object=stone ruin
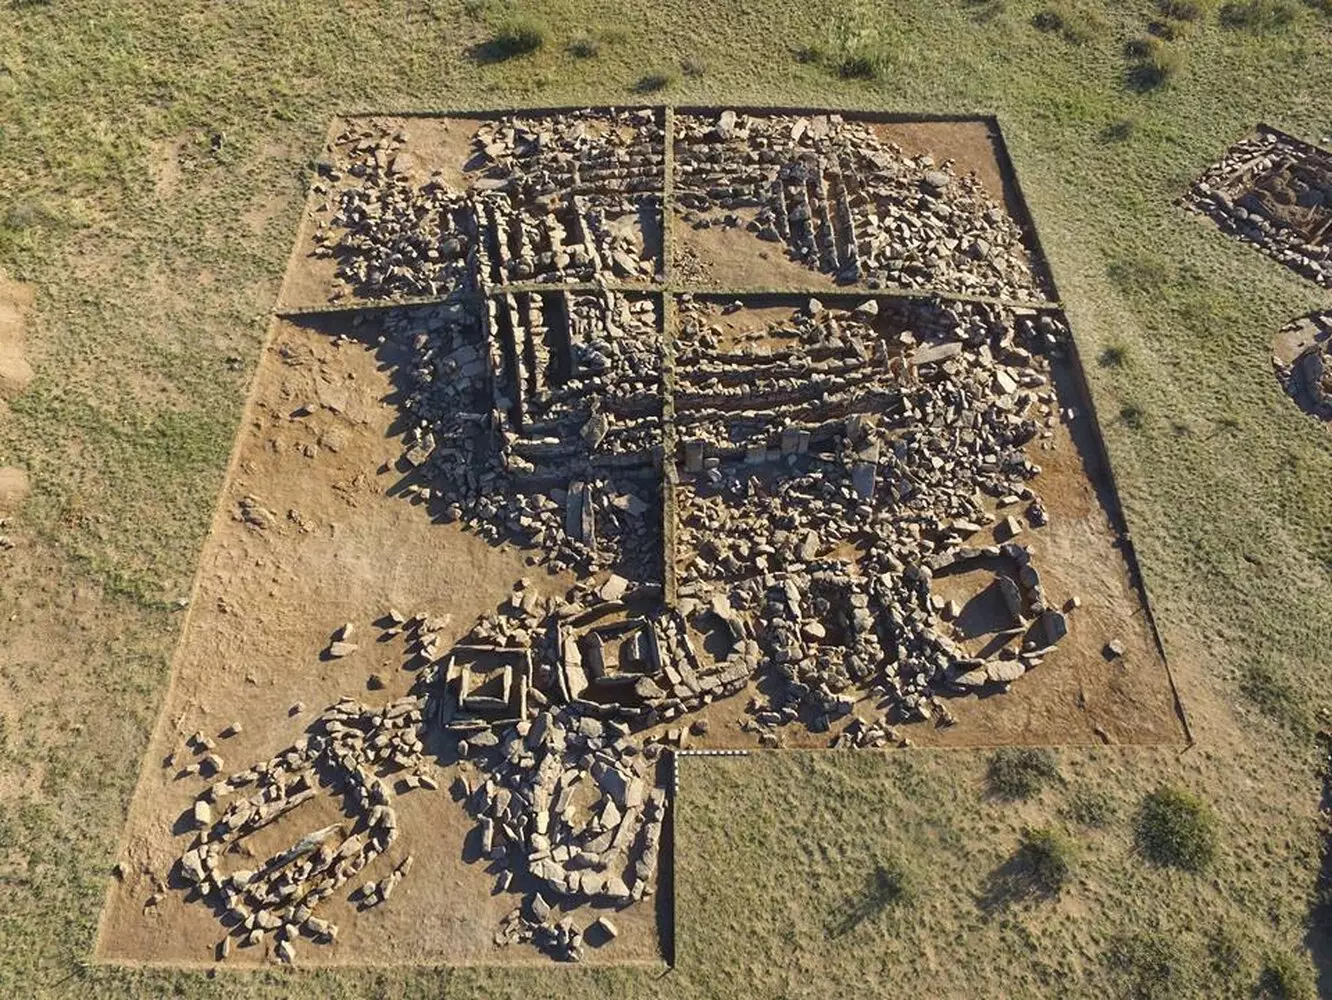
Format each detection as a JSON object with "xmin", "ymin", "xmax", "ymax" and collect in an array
[
  {"xmin": 1274, "ymin": 311, "xmax": 1332, "ymax": 422},
  {"xmin": 168, "ymin": 108, "xmax": 1115, "ymax": 964},
  {"xmin": 1187, "ymin": 125, "xmax": 1332, "ymax": 288},
  {"xmin": 673, "ymin": 111, "xmax": 1049, "ymax": 299}
]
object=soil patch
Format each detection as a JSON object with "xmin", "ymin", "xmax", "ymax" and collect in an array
[{"xmin": 0, "ymin": 270, "xmax": 34, "ymax": 396}]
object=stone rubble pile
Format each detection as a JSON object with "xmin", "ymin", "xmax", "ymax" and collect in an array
[
  {"xmin": 672, "ymin": 296, "xmax": 1074, "ymax": 731},
  {"xmin": 675, "ymin": 111, "xmax": 1049, "ymax": 300},
  {"xmin": 455, "ymin": 708, "xmax": 667, "ymax": 910},
  {"xmin": 312, "ymin": 110, "xmax": 663, "ymax": 302},
  {"xmin": 171, "ymin": 601, "xmax": 677, "ymax": 965},
  {"xmin": 1275, "ymin": 311, "xmax": 1332, "ymax": 421},
  {"xmin": 1187, "ymin": 126, "xmax": 1332, "ymax": 288},
  {"xmin": 423, "ymin": 577, "xmax": 749, "ymax": 732},
  {"xmin": 369, "ymin": 290, "xmax": 664, "ymax": 579},
  {"xmin": 173, "ymin": 694, "xmax": 431, "ymax": 963}
]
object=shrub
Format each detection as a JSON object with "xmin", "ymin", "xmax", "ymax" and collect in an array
[
  {"xmin": 634, "ymin": 71, "xmax": 675, "ymax": 93},
  {"xmin": 1099, "ymin": 344, "xmax": 1129, "ymax": 367},
  {"xmin": 1219, "ymin": 0, "xmax": 1299, "ymax": 29},
  {"xmin": 567, "ymin": 35, "xmax": 600, "ymax": 58},
  {"xmin": 680, "ymin": 55, "xmax": 707, "ymax": 78},
  {"xmin": 1256, "ymin": 952, "xmax": 1316, "ymax": 999},
  {"xmin": 1158, "ymin": 0, "xmax": 1210, "ymax": 19},
  {"xmin": 1106, "ymin": 932, "xmax": 1196, "ymax": 1000},
  {"xmin": 489, "ymin": 16, "xmax": 548, "ymax": 58},
  {"xmin": 1149, "ymin": 16, "xmax": 1195, "ymax": 38},
  {"xmin": 1032, "ymin": 3, "xmax": 1104, "ymax": 43},
  {"xmin": 1133, "ymin": 42, "xmax": 1186, "ymax": 89},
  {"xmin": 1239, "ymin": 658, "xmax": 1308, "ymax": 730},
  {"xmin": 1120, "ymin": 403, "xmax": 1145, "ymax": 428},
  {"xmin": 1018, "ymin": 826, "xmax": 1075, "ymax": 894},
  {"xmin": 1064, "ymin": 787, "xmax": 1118, "ymax": 827},
  {"xmin": 987, "ymin": 748, "xmax": 1061, "ymax": 800},
  {"xmin": 1135, "ymin": 785, "xmax": 1218, "ymax": 872}
]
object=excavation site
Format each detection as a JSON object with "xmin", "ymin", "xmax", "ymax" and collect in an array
[{"xmin": 96, "ymin": 107, "xmax": 1184, "ymax": 969}]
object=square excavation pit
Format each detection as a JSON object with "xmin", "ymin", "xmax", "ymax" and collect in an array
[
  {"xmin": 1187, "ymin": 125, "xmax": 1332, "ymax": 288},
  {"xmin": 100, "ymin": 107, "xmax": 1183, "ymax": 971}
]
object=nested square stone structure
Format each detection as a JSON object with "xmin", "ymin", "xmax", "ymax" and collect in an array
[{"xmin": 98, "ymin": 107, "xmax": 1182, "ymax": 971}]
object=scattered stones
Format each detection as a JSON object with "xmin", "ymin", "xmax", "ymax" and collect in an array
[
  {"xmin": 674, "ymin": 111, "xmax": 1051, "ymax": 300},
  {"xmin": 1274, "ymin": 311, "xmax": 1332, "ymax": 422},
  {"xmin": 1186, "ymin": 126, "xmax": 1332, "ymax": 288}
]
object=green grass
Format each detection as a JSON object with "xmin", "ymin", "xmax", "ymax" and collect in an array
[
  {"xmin": 1017, "ymin": 825, "xmax": 1076, "ymax": 895},
  {"xmin": 1136, "ymin": 785, "xmax": 1218, "ymax": 872},
  {"xmin": 484, "ymin": 15, "xmax": 550, "ymax": 59},
  {"xmin": 1, "ymin": 0, "xmax": 1331, "ymax": 996},
  {"xmin": 1219, "ymin": 0, "xmax": 1300, "ymax": 28},
  {"xmin": 987, "ymin": 747, "xmax": 1062, "ymax": 799},
  {"xmin": 1257, "ymin": 951, "xmax": 1317, "ymax": 999},
  {"xmin": 1063, "ymin": 787, "xmax": 1119, "ymax": 827}
]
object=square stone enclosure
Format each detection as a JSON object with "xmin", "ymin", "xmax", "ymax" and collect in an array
[{"xmin": 97, "ymin": 108, "xmax": 1183, "ymax": 972}]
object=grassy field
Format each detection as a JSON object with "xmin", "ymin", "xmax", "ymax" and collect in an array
[{"xmin": 1, "ymin": 0, "xmax": 1331, "ymax": 996}]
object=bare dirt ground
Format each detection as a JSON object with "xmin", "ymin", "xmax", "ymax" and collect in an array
[
  {"xmin": 95, "ymin": 312, "xmax": 666, "ymax": 967},
  {"xmin": 0, "ymin": 270, "xmax": 34, "ymax": 400}
]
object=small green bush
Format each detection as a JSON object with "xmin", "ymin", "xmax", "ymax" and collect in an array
[
  {"xmin": 1219, "ymin": 0, "xmax": 1299, "ymax": 29},
  {"xmin": 1120, "ymin": 403, "xmax": 1145, "ymax": 429},
  {"xmin": 1018, "ymin": 826, "xmax": 1075, "ymax": 895},
  {"xmin": 634, "ymin": 71, "xmax": 675, "ymax": 93},
  {"xmin": 489, "ymin": 16, "xmax": 548, "ymax": 58},
  {"xmin": 1256, "ymin": 952, "xmax": 1316, "ymax": 1000},
  {"xmin": 1158, "ymin": 0, "xmax": 1210, "ymax": 19},
  {"xmin": 1032, "ymin": 3, "xmax": 1104, "ymax": 43},
  {"xmin": 1106, "ymin": 932, "xmax": 1196, "ymax": 1000},
  {"xmin": 1135, "ymin": 784, "xmax": 1218, "ymax": 872},
  {"xmin": 567, "ymin": 35, "xmax": 600, "ymax": 58},
  {"xmin": 1239, "ymin": 658, "xmax": 1309, "ymax": 730},
  {"xmin": 1149, "ymin": 16, "xmax": 1195, "ymax": 38},
  {"xmin": 1099, "ymin": 345, "xmax": 1129, "ymax": 367},
  {"xmin": 1063, "ymin": 787, "xmax": 1118, "ymax": 827},
  {"xmin": 987, "ymin": 748, "xmax": 1061, "ymax": 800},
  {"xmin": 836, "ymin": 52, "xmax": 883, "ymax": 79}
]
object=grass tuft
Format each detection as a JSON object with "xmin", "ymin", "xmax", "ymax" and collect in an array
[
  {"xmin": 486, "ymin": 16, "xmax": 548, "ymax": 59},
  {"xmin": 986, "ymin": 748, "xmax": 1061, "ymax": 800},
  {"xmin": 1219, "ymin": 0, "xmax": 1300, "ymax": 28},
  {"xmin": 1136, "ymin": 785, "xmax": 1218, "ymax": 872},
  {"xmin": 1032, "ymin": 3, "xmax": 1105, "ymax": 43},
  {"xmin": 680, "ymin": 55, "xmax": 707, "ymax": 78},
  {"xmin": 567, "ymin": 35, "xmax": 600, "ymax": 59},
  {"xmin": 1120, "ymin": 403, "xmax": 1145, "ymax": 428},
  {"xmin": 1158, "ymin": 0, "xmax": 1211, "ymax": 18},
  {"xmin": 1017, "ymin": 826, "xmax": 1074, "ymax": 895},
  {"xmin": 1063, "ymin": 787, "xmax": 1118, "ymax": 827},
  {"xmin": 1099, "ymin": 344, "xmax": 1129, "ymax": 367},
  {"xmin": 1106, "ymin": 932, "xmax": 1197, "ymax": 1000},
  {"xmin": 1256, "ymin": 951, "xmax": 1316, "ymax": 999},
  {"xmin": 1239, "ymin": 657, "xmax": 1310, "ymax": 731},
  {"xmin": 1125, "ymin": 37, "xmax": 1186, "ymax": 90},
  {"xmin": 633, "ymin": 70, "xmax": 675, "ymax": 93}
]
